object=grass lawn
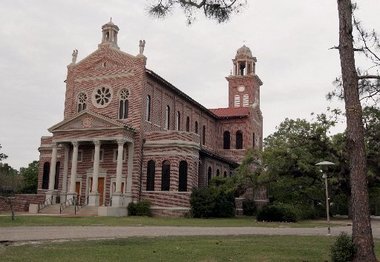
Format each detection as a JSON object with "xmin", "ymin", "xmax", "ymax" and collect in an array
[
  {"xmin": 0, "ymin": 214, "xmax": 350, "ymax": 228},
  {"xmin": 1, "ymin": 235, "xmax": 379, "ymax": 262}
]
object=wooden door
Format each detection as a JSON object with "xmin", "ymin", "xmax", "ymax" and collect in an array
[{"xmin": 98, "ymin": 177, "xmax": 105, "ymax": 206}]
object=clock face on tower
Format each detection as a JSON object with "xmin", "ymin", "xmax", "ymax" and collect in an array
[{"xmin": 237, "ymin": 85, "xmax": 245, "ymax": 92}]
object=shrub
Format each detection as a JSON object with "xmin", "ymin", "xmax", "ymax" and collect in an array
[
  {"xmin": 190, "ymin": 187, "xmax": 235, "ymax": 218},
  {"xmin": 242, "ymin": 199, "xmax": 256, "ymax": 216},
  {"xmin": 256, "ymin": 204, "xmax": 297, "ymax": 222},
  {"xmin": 128, "ymin": 200, "xmax": 152, "ymax": 216},
  {"xmin": 330, "ymin": 232, "xmax": 356, "ymax": 262}
]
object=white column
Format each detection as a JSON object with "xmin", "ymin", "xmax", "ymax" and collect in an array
[
  {"xmin": 245, "ymin": 60, "xmax": 247, "ymax": 75},
  {"xmin": 68, "ymin": 141, "xmax": 79, "ymax": 203},
  {"xmin": 60, "ymin": 144, "xmax": 70, "ymax": 203},
  {"xmin": 112, "ymin": 139, "xmax": 125, "ymax": 207},
  {"xmin": 115, "ymin": 140, "xmax": 125, "ymax": 193},
  {"xmin": 46, "ymin": 143, "xmax": 57, "ymax": 203},
  {"xmin": 89, "ymin": 140, "xmax": 100, "ymax": 206},
  {"xmin": 48, "ymin": 143, "xmax": 57, "ymax": 191}
]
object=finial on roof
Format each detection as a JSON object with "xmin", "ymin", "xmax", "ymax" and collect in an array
[{"xmin": 110, "ymin": 17, "xmax": 112, "ymax": 22}]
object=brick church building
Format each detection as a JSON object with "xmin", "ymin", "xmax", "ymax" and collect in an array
[{"xmin": 37, "ymin": 20, "xmax": 264, "ymax": 216}]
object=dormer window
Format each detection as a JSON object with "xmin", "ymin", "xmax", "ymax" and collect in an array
[{"xmin": 77, "ymin": 92, "xmax": 87, "ymax": 113}]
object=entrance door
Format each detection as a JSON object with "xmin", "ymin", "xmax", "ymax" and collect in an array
[{"xmin": 98, "ymin": 177, "xmax": 105, "ymax": 206}]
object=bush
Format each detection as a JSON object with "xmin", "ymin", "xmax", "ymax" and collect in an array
[
  {"xmin": 256, "ymin": 204, "xmax": 297, "ymax": 222},
  {"xmin": 242, "ymin": 199, "xmax": 256, "ymax": 216},
  {"xmin": 190, "ymin": 187, "xmax": 235, "ymax": 218},
  {"xmin": 330, "ymin": 232, "xmax": 356, "ymax": 262},
  {"xmin": 127, "ymin": 200, "xmax": 152, "ymax": 216}
]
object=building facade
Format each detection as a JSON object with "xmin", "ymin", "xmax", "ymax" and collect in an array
[{"xmin": 37, "ymin": 20, "xmax": 264, "ymax": 216}]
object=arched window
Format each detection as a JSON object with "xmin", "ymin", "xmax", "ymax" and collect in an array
[
  {"xmin": 236, "ymin": 130, "xmax": 243, "ymax": 149},
  {"xmin": 176, "ymin": 111, "xmax": 181, "ymax": 130},
  {"xmin": 207, "ymin": 166, "xmax": 212, "ymax": 185},
  {"xmin": 77, "ymin": 93, "xmax": 87, "ymax": 113},
  {"xmin": 54, "ymin": 162, "xmax": 60, "ymax": 190},
  {"xmin": 202, "ymin": 125, "xmax": 206, "ymax": 145},
  {"xmin": 243, "ymin": 94, "xmax": 249, "ymax": 107},
  {"xmin": 146, "ymin": 95, "xmax": 151, "ymax": 121},
  {"xmin": 216, "ymin": 169, "xmax": 220, "ymax": 177},
  {"xmin": 161, "ymin": 160, "xmax": 170, "ymax": 191},
  {"xmin": 186, "ymin": 116, "xmax": 190, "ymax": 132},
  {"xmin": 252, "ymin": 133, "xmax": 256, "ymax": 149},
  {"xmin": 194, "ymin": 121, "xmax": 198, "ymax": 134},
  {"xmin": 223, "ymin": 131, "xmax": 230, "ymax": 149},
  {"xmin": 178, "ymin": 161, "xmax": 188, "ymax": 192},
  {"xmin": 42, "ymin": 162, "xmax": 50, "ymax": 189},
  {"xmin": 234, "ymin": 94, "xmax": 240, "ymax": 107},
  {"xmin": 119, "ymin": 89, "xmax": 129, "ymax": 119},
  {"xmin": 223, "ymin": 171, "xmax": 227, "ymax": 178},
  {"xmin": 146, "ymin": 160, "xmax": 155, "ymax": 191},
  {"xmin": 165, "ymin": 105, "xmax": 170, "ymax": 130}
]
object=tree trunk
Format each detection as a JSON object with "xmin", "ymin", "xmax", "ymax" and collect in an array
[{"xmin": 337, "ymin": 0, "xmax": 377, "ymax": 261}]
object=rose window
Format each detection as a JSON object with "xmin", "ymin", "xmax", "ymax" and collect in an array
[
  {"xmin": 92, "ymin": 86, "xmax": 113, "ymax": 108},
  {"xmin": 120, "ymin": 89, "xmax": 130, "ymax": 100}
]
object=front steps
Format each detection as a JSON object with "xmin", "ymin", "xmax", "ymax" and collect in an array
[{"xmin": 37, "ymin": 204, "xmax": 100, "ymax": 216}]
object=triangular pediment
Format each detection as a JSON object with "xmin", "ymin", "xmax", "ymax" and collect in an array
[{"xmin": 49, "ymin": 111, "xmax": 130, "ymax": 133}]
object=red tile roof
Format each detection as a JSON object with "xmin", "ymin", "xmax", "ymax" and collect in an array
[{"xmin": 209, "ymin": 107, "xmax": 250, "ymax": 118}]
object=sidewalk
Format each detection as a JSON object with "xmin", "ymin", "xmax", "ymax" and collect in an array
[{"xmin": 0, "ymin": 223, "xmax": 379, "ymax": 243}]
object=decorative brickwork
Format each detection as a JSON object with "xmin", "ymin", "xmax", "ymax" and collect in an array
[{"xmin": 36, "ymin": 21, "xmax": 265, "ymax": 216}]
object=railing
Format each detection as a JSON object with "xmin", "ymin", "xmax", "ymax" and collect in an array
[
  {"xmin": 74, "ymin": 196, "xmax": 89, "ymax": 215},
  {"xmin": 59, "ymin": 196, "xmax": 75, "ymax": 214},
  {"xmin": 38, "ymin": 196, "xmax": 53, "ymax": 212}
]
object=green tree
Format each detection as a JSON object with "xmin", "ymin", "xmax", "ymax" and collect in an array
[
  {"xmin": 0, "ymin": 163, "xmax": 21, "ymax": 221},
  {"xmin": 148, "ymin": 0, "xmax": 247, "ymax": 24},
  {"xmin": 0, "ymin": 144, "xmax": 8, "ymax": 162},
  {"xmin": 19, "ymin": 161, "xmax": 39, "ymax": 194}
]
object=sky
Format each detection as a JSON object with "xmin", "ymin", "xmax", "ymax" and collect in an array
[{"xmin": 0, "ymin": 0, "xmax": 379, "ymax": 169}]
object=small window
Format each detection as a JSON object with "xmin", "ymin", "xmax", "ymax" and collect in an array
[
  {"xmin": 195, "ymin": 121, "xmax": 198, "ymax": 134},
  {"xmin": 202, "ymin": 125, "xmax": 206, "ymax": 145},
  {"xmin": 77, "ymin": 150, "xmax": 83, "ymax": 162},
  {"xmin": 161, "ymin": 160, "xmax": 170, "ymax": 191},
  {"xmin": 178, "ymin": 161, "xmax": 188, "ymax": 192},
  {"xmin": 223, "ymin": 171, "xmax": 227, "ymax": 178},
  {"xmin": 236, "ymin": 130, "xmax": 243, "ymax": 149},
  {"xmin": 77, "ymin": 93, "xmax": 87, "ymax": 113},
  {"xmin": 186, "ymin": 116, "xmax": 190, "ymax": 132},
  {"xmin": 165, "ymin": 105, "xmax": 170, "ymax": 130},
  {"xmin": 216, "ymin": 169, "xmax": 220, "ymax": 177},
  {"xmin": 119, "ymin": 89, "xmax": 129, "ymax": 119},
  {"xmin": 223, "ymin": 131, "xmax": 230, "ymax": 149},
  {"xmin": 146, "ymin": 160, "xmax": 155, "ymax": 191},
  {"xmin": 146, "ymin": 95, "xmax": 151, "ymax": 121},
  {"xmin": 176, "ymin": 111, "xmax": 181, "ymax": 131},
  {"xmin": 252, "ymin": 133, "xmax": 256, "ymax": 149}
]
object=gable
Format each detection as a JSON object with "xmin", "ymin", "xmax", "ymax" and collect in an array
[
  {"xmin": 71, "ymin": 48, "xmax": 140, "ymax": 83},
  {"xmin": 49, "ymin": 111, "xmax": 129, "ymax": 133}
]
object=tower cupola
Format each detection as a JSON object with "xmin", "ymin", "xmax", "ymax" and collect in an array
[
  {"xmin": 232, "ymin": 45, "xmax": 256, "ymax": 76},
  {"xmin": 99, "ymin": 18, "xmax": 119, "ymax": 49}
]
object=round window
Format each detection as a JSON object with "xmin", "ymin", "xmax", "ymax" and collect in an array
[{"xmin": 92, "ymin": 86, "xmax": 113, "ymax": 108}]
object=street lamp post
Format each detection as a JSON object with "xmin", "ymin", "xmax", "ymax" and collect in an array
[{"xmin": 316, "ymin": 161, "xmax": 335, "ymax": 235}]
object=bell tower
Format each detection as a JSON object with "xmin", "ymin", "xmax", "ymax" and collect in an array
[
  {"xmin": 99, "ymin": 18, "xmax": 120, "ymax": 50},
  {"xmin": 226, "ymin": 45, "xmax": 262, "ymax": 109}
]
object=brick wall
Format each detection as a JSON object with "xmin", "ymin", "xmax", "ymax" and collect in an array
[{"xmin": 0, "ymin": 194, "xmax": 45, "ymax": 212}]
